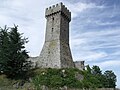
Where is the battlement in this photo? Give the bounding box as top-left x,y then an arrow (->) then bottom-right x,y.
45,2 -> 71,21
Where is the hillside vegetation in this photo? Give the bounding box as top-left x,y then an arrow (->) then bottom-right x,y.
0,25 -> 116,90
0,67 -> 116,90
31,67 -> 116,90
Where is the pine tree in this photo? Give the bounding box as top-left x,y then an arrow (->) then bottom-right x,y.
0,25 -> 31,79
0,26 -> 10,74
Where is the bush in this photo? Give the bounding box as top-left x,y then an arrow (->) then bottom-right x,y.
32,67 -> 116,89
32,68 -> 84,89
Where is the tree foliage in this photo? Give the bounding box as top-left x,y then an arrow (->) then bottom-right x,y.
32,67 -> 117,89
103,70 -> 116,88
84,65 -> 116,88
0,25 -> 31,79
32,68 -> 83,89
86,65 -> 91,74
91,65 -> 102,75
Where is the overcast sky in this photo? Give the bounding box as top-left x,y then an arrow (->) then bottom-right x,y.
0,0 -> 120,88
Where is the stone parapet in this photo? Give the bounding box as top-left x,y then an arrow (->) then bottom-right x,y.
45,2 -> 71,21
74,61 -> 85,71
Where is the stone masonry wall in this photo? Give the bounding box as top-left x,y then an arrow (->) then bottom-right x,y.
36,2 -> 74,68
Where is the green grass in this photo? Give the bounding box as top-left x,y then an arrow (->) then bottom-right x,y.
0,68 -> 115,90
0,68 -> 84,90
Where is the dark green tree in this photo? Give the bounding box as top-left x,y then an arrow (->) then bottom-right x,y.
103,70 -> 116,88
0,25 -> 31,79
91,65 -> 102,75
0,26 -> 10,74
86,65 -> 91,74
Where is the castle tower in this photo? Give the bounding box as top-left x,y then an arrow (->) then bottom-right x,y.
37,2 -> 74,68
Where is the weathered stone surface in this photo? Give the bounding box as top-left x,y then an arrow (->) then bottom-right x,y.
75,72 -> 84,81
74,61 -> 85,71
28,3 -> 85,70
36,2 -> 74,68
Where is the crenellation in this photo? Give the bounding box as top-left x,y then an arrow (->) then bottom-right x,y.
45,3 -> 71,21
49,6 -> 51,9
65,7 -> 68,14
56,4 -> 59,6
59,2 -> 63,6
52,5 -> 55,8
62,5 -> 65,8
46,8 -> 48,10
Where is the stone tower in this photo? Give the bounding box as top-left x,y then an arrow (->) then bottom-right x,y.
37,2 -> 74,68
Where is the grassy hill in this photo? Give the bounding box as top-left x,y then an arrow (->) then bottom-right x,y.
0,68 -> 116,90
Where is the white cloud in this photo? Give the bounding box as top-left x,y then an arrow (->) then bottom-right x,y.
83,52 -> 108,61
70,28 -> 120,50
0,15 -> 11,26
110,51 -> 120,56
95,21 -> 119,26
1,0 -> 107,57
69,3 -> 95,18
0,0 -> 120,87
0,0 -> 110,57
70,25 -> 120,67
62,1 -> 105,18
72,51 -> 108,62
92,60 -> 120,69
70,38 -> 87,47
0,0 -> 61,56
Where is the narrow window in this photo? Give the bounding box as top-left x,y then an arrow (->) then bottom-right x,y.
52,29 -> 53,32
52,17 -> 54,21
52,17 -> 54,32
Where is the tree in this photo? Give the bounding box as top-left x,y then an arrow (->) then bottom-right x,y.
86,65 -> 91,74
0,26 -> 10,74
0,25 -> 31,79
104,70 -> 116,88
91,65 -> 102,75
